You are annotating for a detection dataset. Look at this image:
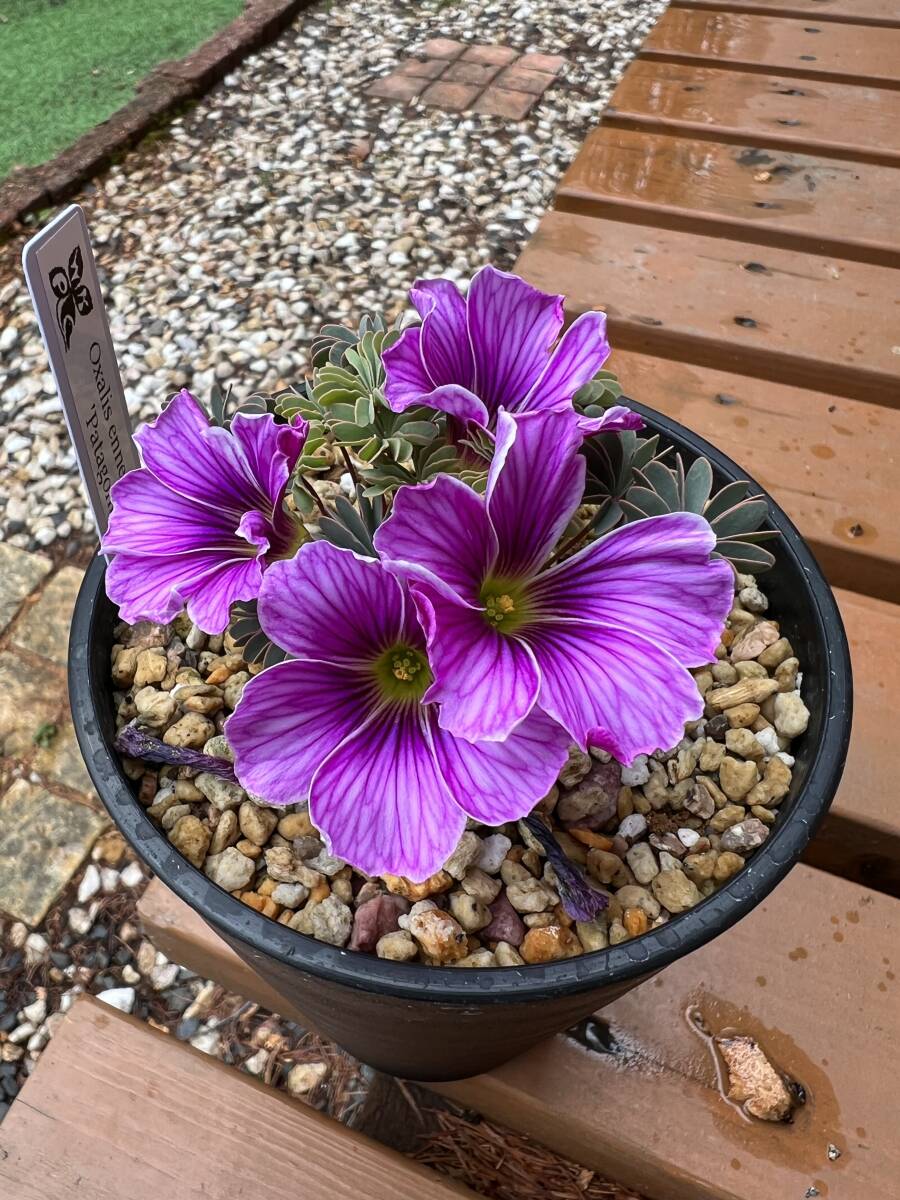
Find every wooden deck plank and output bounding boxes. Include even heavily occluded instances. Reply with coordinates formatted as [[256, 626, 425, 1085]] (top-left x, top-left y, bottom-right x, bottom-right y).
[[438, 865, 900, 1200], [556, 126, 900, 267], [0, 995, 474, 1200], [641, 9, 900, 90], [136, 869, 900, 1200], [605, 60, 900, 166], [606, 349, 900, 605], [673, 0, 900, 28], [514, 210, 900, 405]]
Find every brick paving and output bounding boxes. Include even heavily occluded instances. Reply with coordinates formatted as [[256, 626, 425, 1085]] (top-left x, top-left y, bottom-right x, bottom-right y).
[[368, 41, 565, 118], [0, 544, 108, 928]]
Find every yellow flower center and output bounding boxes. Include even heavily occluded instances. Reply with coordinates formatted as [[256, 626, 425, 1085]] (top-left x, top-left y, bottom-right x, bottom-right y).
[[484, 593, 516, 626], [479, 578, 531, 634], [374, 644, 433, 703]]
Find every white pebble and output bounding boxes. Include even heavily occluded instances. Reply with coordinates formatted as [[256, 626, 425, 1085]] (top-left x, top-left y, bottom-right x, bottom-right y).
[[120, 861, 145, 888], [96, 987, 135, 1014], [474, 833, 511, 875], [620, 754, 650, 786], [77, 864, 101, 903]]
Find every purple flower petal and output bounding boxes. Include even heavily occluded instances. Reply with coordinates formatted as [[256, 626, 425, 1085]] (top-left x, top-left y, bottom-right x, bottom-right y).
[[115, 724, 237, 781], [521, 816, 608, 922], [530, 513, 734, 668], [134, 390, 269, 514], [374, 474, 497, 605], [102, 469, 243, 557], [577, 405, 644, 436], [310, 702, 466, 880], [258, 543, 412, 664], [467, 266, 565, 412], [182, 556, 266, 635], [382, 326, 436, 413], [411, 278, 475, 391], [412, 582, 540, 742], [517, 311, 611, 414], [230, 411, 308, 505], [106, 549, 263, 633], [429, 707, 569, 825], [528, 619, 704, 763], [228, 659, 377, 806], [486, 408, 585, 580]]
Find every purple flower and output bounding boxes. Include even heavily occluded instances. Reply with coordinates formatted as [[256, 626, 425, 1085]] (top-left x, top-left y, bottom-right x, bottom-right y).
[[374, 408, 734, 764], [225, 542, 571, 881], [101, 390, 308, 634], [382, 265, 643, 435]]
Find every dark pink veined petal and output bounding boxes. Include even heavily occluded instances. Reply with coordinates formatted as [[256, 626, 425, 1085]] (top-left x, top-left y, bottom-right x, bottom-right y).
[[485, 408, 585, 580], [374, 474, 497, 605], [310, 701, 466, 880], [527, 619, 704, 763], [382, 325, 435, 412], [105, 549, 246, 628], [516, 311, 611, 414], [182, 556, 267, 634], [411, 582, 540, 742], [530, 513, 734, 668], [429, 707, 570, 825], [576, 405, 644, 436], [257, 543, 412, 665], [101, 468, 243, 557], [134, 390, 268, 514], [227, 659, 377, 806], [236, 509, 273, 556], [411, 278, 475, 391], [382, 326, 488, 423], [230, 412, 308, 507], [466, 265, 565, 413]]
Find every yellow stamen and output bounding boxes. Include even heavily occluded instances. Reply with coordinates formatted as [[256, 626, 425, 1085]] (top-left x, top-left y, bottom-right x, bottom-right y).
[[484, 593, 516, 626], [391, 654, 422, 682]]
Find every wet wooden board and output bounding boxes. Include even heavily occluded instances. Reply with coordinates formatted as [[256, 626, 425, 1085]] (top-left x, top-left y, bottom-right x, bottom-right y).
[[514, 211, 900, 405], [641, 9, 900, 90], [606, 61, 900, 166], [556, 126, 900, 267], [674, 0, 900, 27], [0, 995, 475, 1200], [438, 866, 900, 1200], [136, 869, 900, 1200], [803, 589, 900, 896], [606, 350, 900, 604]]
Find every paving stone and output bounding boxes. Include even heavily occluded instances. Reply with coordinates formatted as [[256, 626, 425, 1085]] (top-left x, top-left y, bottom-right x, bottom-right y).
[[0, 545, 51, 635], [397, 58, 448, 79], [420, 81, 481, 111], [33, 717, 95, 799], [367, 74, 426, 102], [420, 37, 466, 60], [442, 60, 502, 86], [494, 65, 557, 95], [462, 44, 519, 66], [520, 51, 567, 74], [473, 86, 538, 120], [0, 779, 108, 926], [12, 567, 84, 667], [0, 652, 59, 759]]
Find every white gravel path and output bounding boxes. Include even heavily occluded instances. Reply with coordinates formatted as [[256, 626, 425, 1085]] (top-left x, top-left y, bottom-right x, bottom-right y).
[[0, 0, 666, 554]]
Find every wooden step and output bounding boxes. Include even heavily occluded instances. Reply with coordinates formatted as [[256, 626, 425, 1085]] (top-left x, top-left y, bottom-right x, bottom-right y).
[[0, 994, 475, 1200], [673, 0, 900, 28], [605, 349, 900, 605], [606, 60, 900, 166], [556, 126, 900, 267], [136, 868, 900, 1200], [802, 589, 900, 894], [514, 210, 900, 405], [641, 9, 900, 90]]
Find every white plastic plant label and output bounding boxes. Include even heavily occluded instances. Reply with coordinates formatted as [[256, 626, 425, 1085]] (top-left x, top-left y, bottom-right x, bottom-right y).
[[22, 204, 138, 538]]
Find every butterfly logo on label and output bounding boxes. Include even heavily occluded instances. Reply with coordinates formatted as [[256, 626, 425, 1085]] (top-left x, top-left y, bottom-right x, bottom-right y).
[[48, 246, 93, 351]]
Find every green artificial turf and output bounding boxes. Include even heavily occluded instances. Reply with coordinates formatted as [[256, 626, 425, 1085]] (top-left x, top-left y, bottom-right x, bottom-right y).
[[0, 0, 244, 179]]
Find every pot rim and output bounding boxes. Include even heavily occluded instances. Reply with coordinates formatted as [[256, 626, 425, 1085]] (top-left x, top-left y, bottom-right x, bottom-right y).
[[69, 399, 853, 1004]]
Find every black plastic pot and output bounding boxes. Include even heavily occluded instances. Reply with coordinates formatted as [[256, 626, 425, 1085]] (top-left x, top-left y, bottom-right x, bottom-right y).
[[69, 401, 852, 1081]]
